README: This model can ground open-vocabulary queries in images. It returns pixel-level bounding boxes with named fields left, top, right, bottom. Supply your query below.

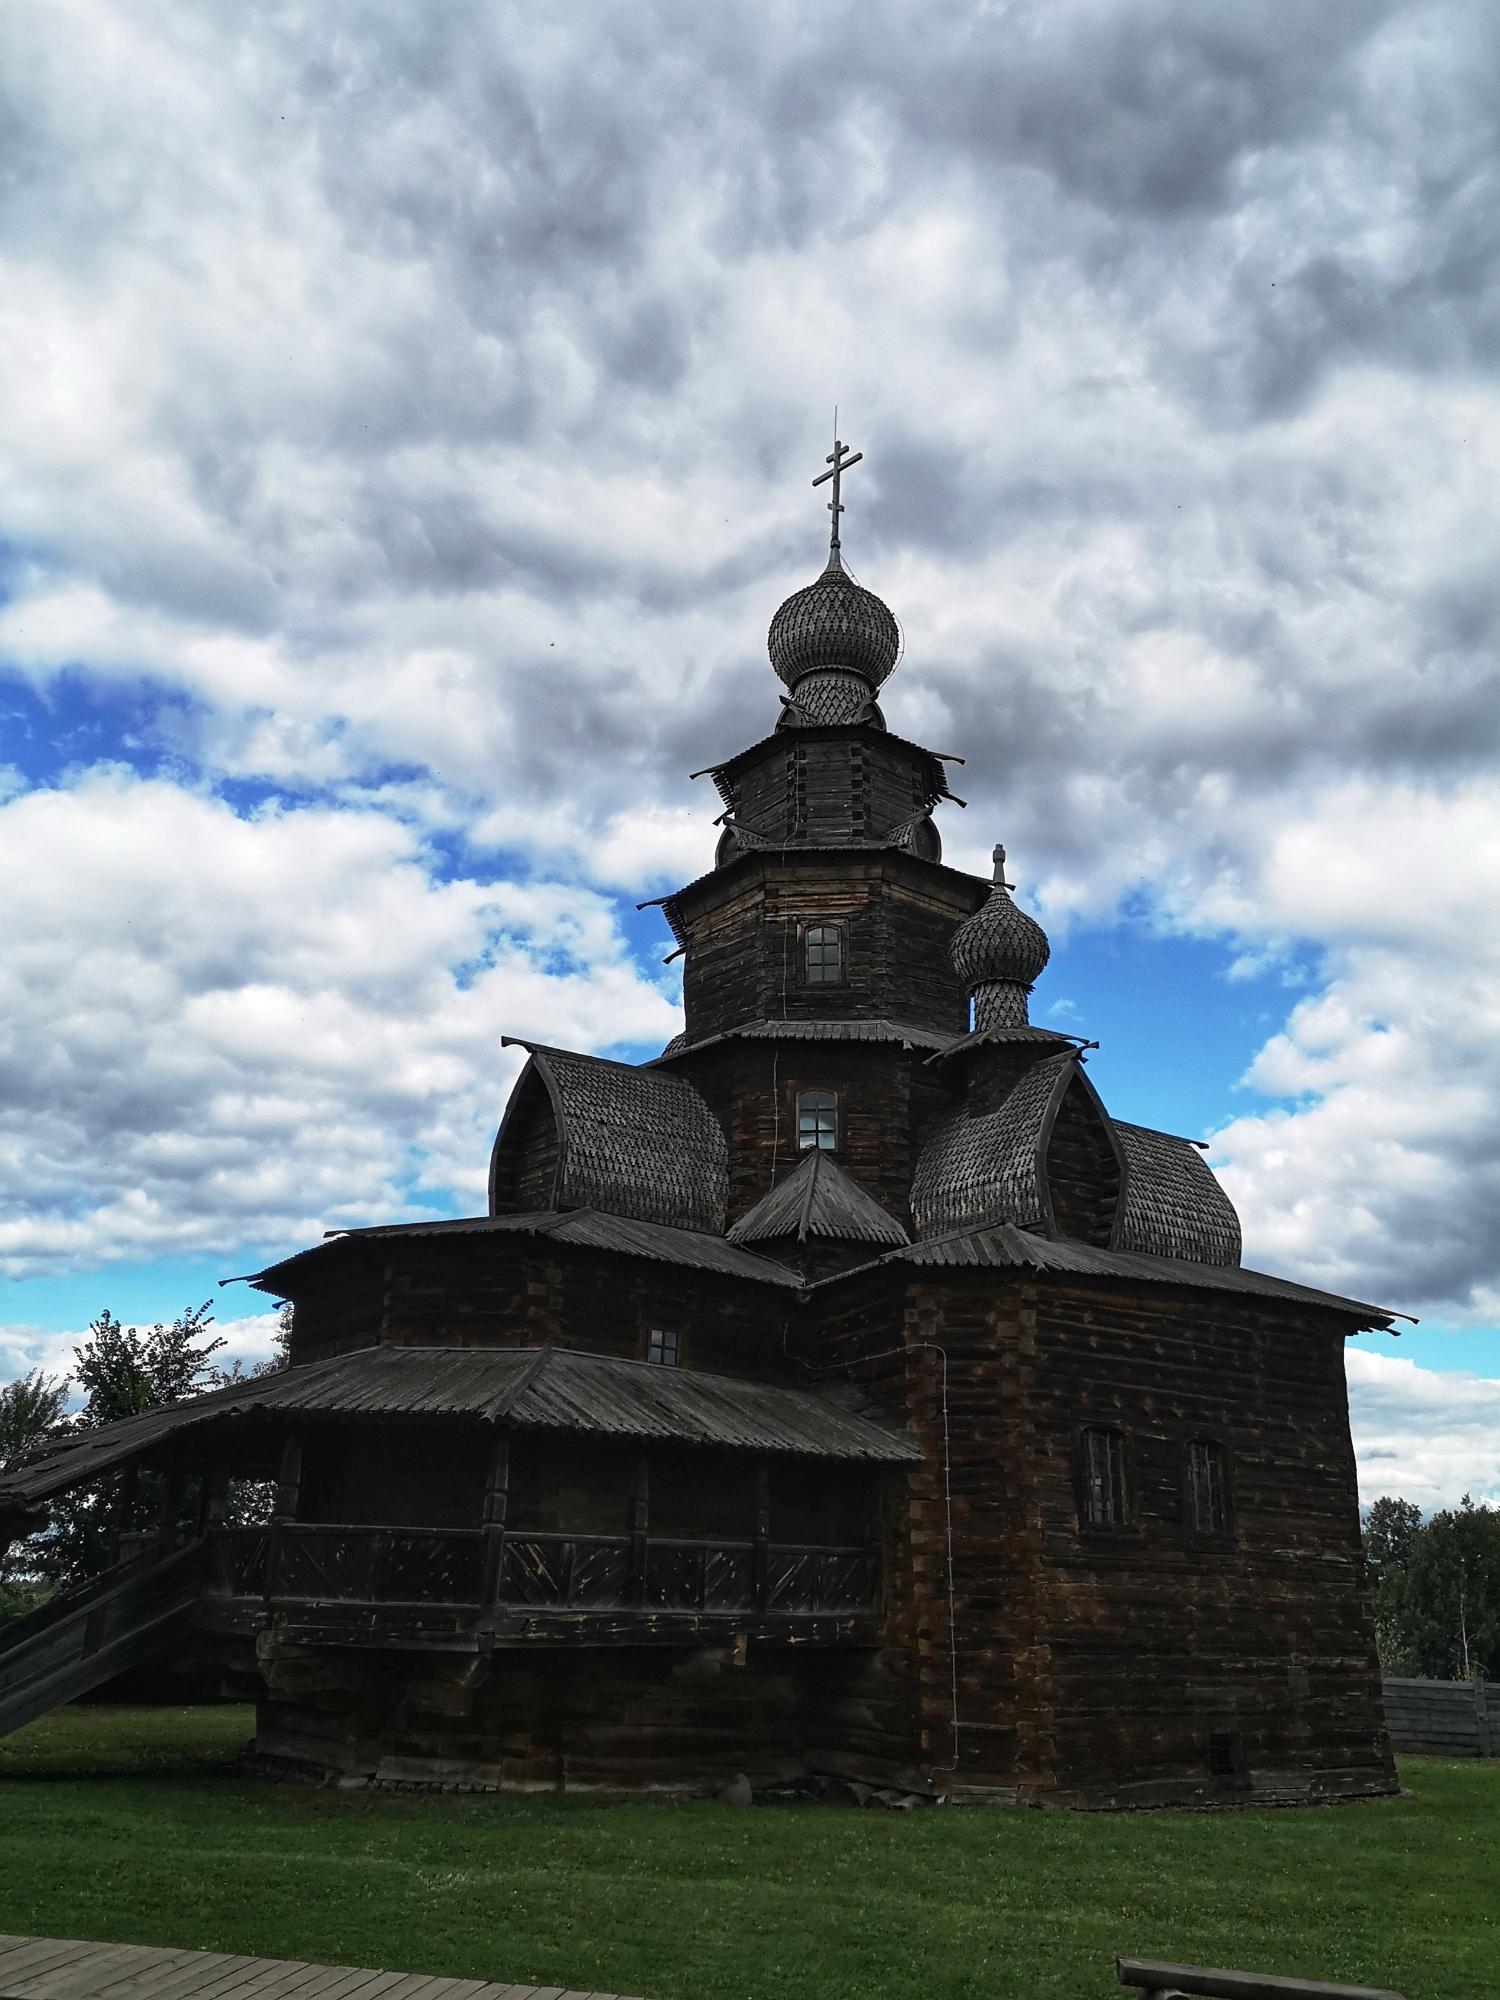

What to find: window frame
left=1184, top=1436, right=1233, bottom=1540
left=800, top=920, right=847, bottom=988
left=1076, top=1425, right=1130, bottom=1533
left=795, top=1086, right=840, bottom=1153
left=644, top=1326, right=683, bottom=1368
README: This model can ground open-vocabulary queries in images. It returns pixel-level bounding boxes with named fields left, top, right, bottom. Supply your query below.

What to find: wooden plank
left=26, top=1947, right=210, bottom=2000
left=0, top=1942, right=635, bottom=2000
left=79, top=1951, right=244, bottom=2000
left=126, top=1958, right=267, bottom=2000
left=0, top=1939, right=106, bottom=1985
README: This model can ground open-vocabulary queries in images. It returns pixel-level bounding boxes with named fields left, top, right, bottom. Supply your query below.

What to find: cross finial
left=812, top=436, right=863, bottom=553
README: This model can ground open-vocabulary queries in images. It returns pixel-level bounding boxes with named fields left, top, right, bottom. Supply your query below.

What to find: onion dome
left=767, top=548, right=900, bottom=725
left=950, top=845, right=1051, bottom=1030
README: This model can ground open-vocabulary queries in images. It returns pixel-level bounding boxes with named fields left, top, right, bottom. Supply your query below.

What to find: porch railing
left=209, top=1524, right=874, bottom=1617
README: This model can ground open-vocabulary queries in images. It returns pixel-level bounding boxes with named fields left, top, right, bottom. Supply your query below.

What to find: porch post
left=480, top=1428, right=510, bottom=1611
left=628, top=1452, right=649, bottom=1605
left=112, top=1461, right=140, bottom=1560
left=265, top=1431, right=302, bottom=1601
left=156, top=1463, right=185, bottom=1547
left=753, top=1460, right=771, bottom=1613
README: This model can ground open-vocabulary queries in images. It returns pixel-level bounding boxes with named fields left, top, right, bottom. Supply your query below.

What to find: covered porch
left=0, top=1346, right=916, bottom=1736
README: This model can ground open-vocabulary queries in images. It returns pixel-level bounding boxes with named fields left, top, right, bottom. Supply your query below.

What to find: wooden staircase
left=0, top=1539, right=207, bottom=1742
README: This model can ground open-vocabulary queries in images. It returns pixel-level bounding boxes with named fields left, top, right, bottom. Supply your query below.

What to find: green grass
left=0, top=1709, right=1494, bottom=1999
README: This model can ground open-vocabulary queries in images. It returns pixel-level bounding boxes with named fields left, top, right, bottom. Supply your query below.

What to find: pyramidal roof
left=727, top=1149, right=911, bottom=1249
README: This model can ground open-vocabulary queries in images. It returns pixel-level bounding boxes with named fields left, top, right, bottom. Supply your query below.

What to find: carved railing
left=210, top=1524, right=874, bottom=1617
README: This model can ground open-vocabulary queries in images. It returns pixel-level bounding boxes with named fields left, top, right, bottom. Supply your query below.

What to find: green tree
left=1364, top=1494, right=1423, bottom=1673
left=31, top=1303, right=225, bottom=1590
left=0, top=1371, right=71, bottom=1622
left=1363, top=1494, right=1500, bottom=1680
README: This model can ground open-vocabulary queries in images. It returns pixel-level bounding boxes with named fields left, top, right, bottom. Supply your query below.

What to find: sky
left=0, top=0, right=1497, bottom=1510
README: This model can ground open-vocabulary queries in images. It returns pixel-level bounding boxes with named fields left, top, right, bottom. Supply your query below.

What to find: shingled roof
left=0, top=1345, right=919, bottom=1508
left=831, top=1222, right=1397, bottom=1330
left=1113, top=1121, right=1242, bottom=1267
left=910, top=1052, right=1074, bottom=1239
left=248, top=1207, right=800, bottom=1293
left=492, top=1042, right=728, bottom=1234
left=728, top=1151, right=910, bottom=1249
left=656, top=1017, right=956, bottom=1062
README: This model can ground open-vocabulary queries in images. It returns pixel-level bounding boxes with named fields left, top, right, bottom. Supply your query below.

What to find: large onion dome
left=951, top=845, right=1051, bottom=1029
left=767, top=547, right=900, bottom=725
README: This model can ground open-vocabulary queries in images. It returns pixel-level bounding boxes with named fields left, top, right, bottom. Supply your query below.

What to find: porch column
left=628, top=1453, right=649, bottom=1605
left=753, top=1460, right=771, bottom=1613
left=480, top=1429, right=510, bottom=1611
left=265, top=1431, right=302, bottom=1601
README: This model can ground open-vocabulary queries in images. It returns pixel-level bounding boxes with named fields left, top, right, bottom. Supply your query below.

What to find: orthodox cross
left=812, top=437, right=863, bottom=552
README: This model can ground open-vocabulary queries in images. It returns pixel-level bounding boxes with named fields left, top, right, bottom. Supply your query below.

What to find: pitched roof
left=842, top=1221, right=1396, bottom=1329
left=727, top=1151, right=910, bottom=1249
left=910, top=1052, right=1075, bottom=1238
left=249, top=1207, right=801, bottom=1293
left=1114, top=1121, right=1242, bottom=1267
left=0, top=1345, right=919, bottom=1507
left=656, top=1017, right=957, bottom=1062
left=926, top=1024, right=1085, bottom=1064
left=494, top=1041, right=728, bottom=1234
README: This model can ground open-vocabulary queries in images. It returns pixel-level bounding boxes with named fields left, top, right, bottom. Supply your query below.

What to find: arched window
left=797, top=1089, right=839, bottom=1152
left=1078, top=1427, right=1127, bottom=1528
left=803, top=923, right=845, bottom=985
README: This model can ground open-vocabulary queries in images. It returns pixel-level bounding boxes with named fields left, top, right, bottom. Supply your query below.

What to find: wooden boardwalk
left=0, top=1935, right=647, bottom=2000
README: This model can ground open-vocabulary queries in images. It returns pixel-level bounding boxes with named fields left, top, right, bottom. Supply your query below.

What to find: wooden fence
left=1382, top=1674, right=1493, bottom=1758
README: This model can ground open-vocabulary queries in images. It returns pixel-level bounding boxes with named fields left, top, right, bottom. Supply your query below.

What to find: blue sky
left=1, top=0, right=1498, bottom=1509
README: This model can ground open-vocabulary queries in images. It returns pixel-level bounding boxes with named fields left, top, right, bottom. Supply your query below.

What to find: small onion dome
left=951, top=845, right=1050, bottom=1029
left=767, top=547, right=900, bottom=695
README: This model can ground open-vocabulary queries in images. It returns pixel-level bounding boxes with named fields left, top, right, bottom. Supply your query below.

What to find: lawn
left=0, top=1708, right=1493, bottom=2000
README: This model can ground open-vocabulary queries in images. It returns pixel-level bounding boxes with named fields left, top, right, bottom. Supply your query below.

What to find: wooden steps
left=0, top=1544, right=206, bottom=1742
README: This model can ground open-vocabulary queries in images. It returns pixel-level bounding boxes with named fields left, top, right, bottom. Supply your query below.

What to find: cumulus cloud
left=0, top=771, right=677, bottom=1276
left=1348, top=1346, right=1500, bottom=1510
left=0, top=0, right=1495, bottom=1360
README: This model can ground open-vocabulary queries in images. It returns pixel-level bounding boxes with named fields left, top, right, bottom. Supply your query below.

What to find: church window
left=803, top=923, right=845, bottom=985
left=646, top=1327, right=680, bottom=1367
left=797, top=1089, right=839, bottom=1151
left=1187, top=1439, right=1228, bottom=1535
left=1078, top=1427, right=1127, bottom=1529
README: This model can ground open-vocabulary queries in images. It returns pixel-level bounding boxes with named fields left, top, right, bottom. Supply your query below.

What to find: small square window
left=1187, top=1439, right=1228, bottom=1535
left=803, top=924, right=844, bottom=985
left=797, top=1088, right=838, bottom=1151
left=646, top=1328, right=680, bottom=1367
left=1079, top=1427, right=1127, bottom=1528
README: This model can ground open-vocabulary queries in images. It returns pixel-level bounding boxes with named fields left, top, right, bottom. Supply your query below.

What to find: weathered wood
left=1382, top=1674, right=1494, bottom=1757
left=0, top=1938, right=644, bottom=2000
left=1116, top=1957, right=1406, bottom=2000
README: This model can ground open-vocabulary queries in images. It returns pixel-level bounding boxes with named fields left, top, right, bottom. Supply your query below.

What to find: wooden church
left=0, top=444, right=1398, bottom=1807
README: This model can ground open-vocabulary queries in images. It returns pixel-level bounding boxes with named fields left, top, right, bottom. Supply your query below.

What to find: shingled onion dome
left=767, top=546, right=901, bottom=727
left=951, top=845, right=1051, bottom=1030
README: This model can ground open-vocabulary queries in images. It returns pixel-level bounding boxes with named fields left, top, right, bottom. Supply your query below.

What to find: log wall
left=675, top=854, right=981, bottom=1044
left=800, top=1270, right=1396, bottom=1807
left=288, top=1237, right=794, bottom=1379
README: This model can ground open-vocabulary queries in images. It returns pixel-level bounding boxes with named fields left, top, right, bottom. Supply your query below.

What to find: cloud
left=0, top=771, right=678, bottom=1277
left=1348, top=1345, right=1500, bottom=1510
left=0, top=0, right=1495, bottom=1349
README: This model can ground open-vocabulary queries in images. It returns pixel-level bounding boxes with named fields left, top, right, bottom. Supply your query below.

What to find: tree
left=30, top=1303, right=225, bottom=1591
left=72, top=1302, right=224, bottom=1423
left=0, top=1371, right=70, bottom=1622
left=1363, top=1494, right=1500, bottom=1681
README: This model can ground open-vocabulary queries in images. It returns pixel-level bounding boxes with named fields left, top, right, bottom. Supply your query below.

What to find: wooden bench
left=1117, top=1957, right=1408, bottom=2000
